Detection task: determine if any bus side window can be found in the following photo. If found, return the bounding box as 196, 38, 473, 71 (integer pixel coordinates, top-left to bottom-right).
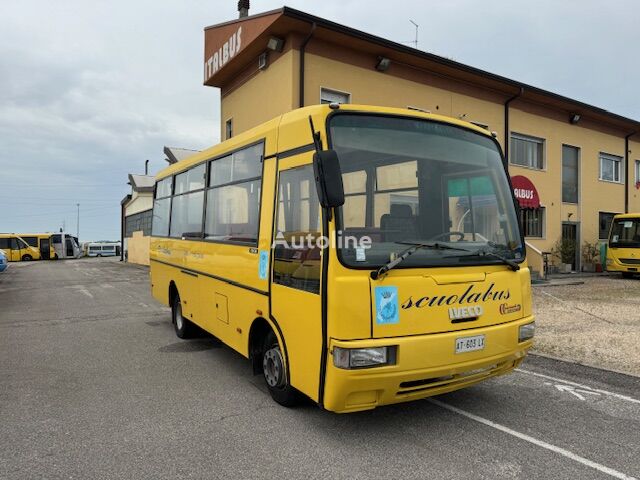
273, 164, 321, 294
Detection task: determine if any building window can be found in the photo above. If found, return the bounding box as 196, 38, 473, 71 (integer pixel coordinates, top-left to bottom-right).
562, 145, 579, 203
125, 209, 153, 237
510, 133, 544, 170
599, 152, 622, 183
635, 160, 640, 185
599, 211, 618, 239
320, 87, 350, 105
225, 118, 233, 139
519, 207, 544, 238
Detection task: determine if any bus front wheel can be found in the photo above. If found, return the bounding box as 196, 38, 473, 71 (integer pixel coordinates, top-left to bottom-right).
172, 294, 195, 339
262, 331, 300, 407
22, 255, 32, 261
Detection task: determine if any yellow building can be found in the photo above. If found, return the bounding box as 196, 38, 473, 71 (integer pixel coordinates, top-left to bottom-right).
122, 174, 154, 265
202, 6, 640, 274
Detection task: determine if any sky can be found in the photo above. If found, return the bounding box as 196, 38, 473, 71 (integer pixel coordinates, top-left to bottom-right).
2, 0, 639, 241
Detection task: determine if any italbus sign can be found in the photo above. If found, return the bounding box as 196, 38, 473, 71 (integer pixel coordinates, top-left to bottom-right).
202, 11, 282, 86
204, 27, 242, 81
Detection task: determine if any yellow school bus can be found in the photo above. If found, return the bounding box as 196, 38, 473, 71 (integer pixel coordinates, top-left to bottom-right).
606, 213, 640, 278
149, 104, 534, 412
19, 233, 56, 260
0, 233, 42, 261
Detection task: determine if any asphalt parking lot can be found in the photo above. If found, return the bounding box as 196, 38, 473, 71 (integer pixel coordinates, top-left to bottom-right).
1, 259, 639, 480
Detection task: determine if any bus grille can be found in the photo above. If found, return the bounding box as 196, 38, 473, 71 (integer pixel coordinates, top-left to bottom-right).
396, 361, 513, 396
619, 258, 640, 265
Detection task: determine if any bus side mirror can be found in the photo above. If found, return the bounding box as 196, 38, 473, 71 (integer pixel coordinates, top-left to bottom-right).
313, 150, 345, 209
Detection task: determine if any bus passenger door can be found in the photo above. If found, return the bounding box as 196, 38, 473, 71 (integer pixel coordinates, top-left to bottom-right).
270, 160, 324, 402
40, 238, 51, 260
9, 237, 22, 262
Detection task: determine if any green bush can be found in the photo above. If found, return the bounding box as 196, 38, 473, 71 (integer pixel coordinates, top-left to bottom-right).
552, 237, 576, 265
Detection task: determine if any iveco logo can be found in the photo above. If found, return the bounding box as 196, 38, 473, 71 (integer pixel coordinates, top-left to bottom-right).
449, 305, 483, 321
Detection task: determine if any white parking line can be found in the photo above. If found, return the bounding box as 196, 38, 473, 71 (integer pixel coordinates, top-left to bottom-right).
429, 399, 637, 480
516, 369, 640, 405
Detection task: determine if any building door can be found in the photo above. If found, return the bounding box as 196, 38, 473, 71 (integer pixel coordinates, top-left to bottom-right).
40, 238, 51, 260
562, 222, 580, 271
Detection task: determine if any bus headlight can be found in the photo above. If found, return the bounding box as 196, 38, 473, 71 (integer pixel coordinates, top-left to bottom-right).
333, 346, 397, 369
518, 322, 535, 342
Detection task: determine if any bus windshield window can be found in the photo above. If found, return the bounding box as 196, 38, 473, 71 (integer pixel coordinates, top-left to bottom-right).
610, 218, 640, 248
329, 114, 523, 268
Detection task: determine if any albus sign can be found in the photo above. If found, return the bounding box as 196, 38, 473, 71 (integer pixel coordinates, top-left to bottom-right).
510, 175, 540, 209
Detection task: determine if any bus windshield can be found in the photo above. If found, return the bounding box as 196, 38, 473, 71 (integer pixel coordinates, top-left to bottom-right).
329, 114, 523, 269
609, 217, 640, 248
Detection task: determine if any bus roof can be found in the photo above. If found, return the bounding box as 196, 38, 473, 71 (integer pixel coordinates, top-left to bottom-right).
613, 213, 640, 219
14, 233, 53, 237
154, 104, 494, 182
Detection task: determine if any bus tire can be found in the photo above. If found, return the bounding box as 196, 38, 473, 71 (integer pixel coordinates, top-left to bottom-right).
22, 255, 32, 261
172, 294, 195, 339
262, 330, 300, 407
622, 272, 635, 279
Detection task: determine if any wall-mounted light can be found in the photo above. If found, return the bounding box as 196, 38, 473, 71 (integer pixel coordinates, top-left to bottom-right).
569, 113, 581, 124
267, 36, 284, 52
258, 51, 268, 70
375, 56, 391, 72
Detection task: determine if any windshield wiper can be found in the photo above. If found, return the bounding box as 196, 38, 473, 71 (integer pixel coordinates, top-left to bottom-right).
370, 241, 471, 280
454, 249, 521, 271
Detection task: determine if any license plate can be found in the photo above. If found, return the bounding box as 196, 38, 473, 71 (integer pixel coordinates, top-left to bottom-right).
455, 334, 485, 354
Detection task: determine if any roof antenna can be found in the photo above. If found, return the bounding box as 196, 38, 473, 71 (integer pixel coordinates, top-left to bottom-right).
238, 0, 249, 18
409, 19, 419, 49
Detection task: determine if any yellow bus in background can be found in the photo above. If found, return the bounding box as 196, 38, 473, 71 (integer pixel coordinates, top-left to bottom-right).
606, 213, 640, 278
0, 234, 41, 261
20, 233, 55, 260
149, 104, 535, 413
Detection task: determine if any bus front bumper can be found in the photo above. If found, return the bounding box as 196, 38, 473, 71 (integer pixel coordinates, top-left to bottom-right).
323, 316, 534, 413
606, 257, 639, 273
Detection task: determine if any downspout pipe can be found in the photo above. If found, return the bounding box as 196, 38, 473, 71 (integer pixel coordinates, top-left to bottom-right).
120, 202, 125, 262
504, 87, 524, 171
299, 22, 316, 108
625, 131, 636, 213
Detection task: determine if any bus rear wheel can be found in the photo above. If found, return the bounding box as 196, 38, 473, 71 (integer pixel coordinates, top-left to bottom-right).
172, 294, 195, 339
22, 255, 32, 261
262, 331, 300, 407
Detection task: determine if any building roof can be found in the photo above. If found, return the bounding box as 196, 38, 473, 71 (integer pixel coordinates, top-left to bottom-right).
204, 6, 640, 134
164, 146, 200, 164
127, 174, 155, 192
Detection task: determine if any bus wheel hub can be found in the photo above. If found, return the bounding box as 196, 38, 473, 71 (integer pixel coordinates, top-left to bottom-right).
263, 347, 285, 388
